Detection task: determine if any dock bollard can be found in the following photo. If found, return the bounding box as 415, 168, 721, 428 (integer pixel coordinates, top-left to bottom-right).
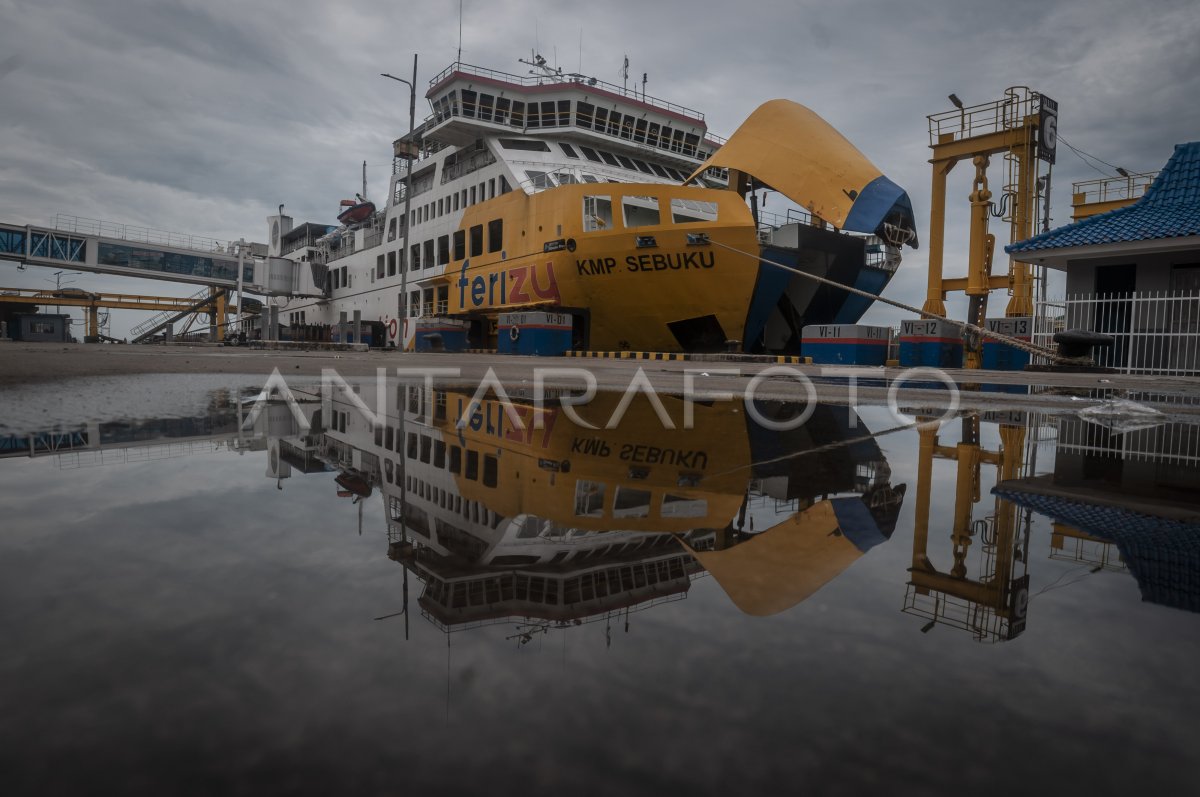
1051, 329, 1115, 370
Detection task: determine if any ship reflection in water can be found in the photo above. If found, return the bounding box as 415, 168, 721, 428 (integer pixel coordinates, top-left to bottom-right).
298, 386, 908, 635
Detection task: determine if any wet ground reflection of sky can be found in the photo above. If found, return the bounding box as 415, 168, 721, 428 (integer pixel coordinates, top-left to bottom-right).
1, 386, 1198, 796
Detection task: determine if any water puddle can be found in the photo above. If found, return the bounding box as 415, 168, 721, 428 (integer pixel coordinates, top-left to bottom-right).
2, 377, 1198, 793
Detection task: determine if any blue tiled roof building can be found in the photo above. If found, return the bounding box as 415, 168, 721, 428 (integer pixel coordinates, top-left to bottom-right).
1008, 141, 1200, 256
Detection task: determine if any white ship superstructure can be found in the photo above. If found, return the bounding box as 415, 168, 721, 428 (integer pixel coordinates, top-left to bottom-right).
265, 60, 727, 348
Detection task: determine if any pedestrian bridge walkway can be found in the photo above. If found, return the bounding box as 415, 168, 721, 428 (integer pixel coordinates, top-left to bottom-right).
0, 214, 253, 289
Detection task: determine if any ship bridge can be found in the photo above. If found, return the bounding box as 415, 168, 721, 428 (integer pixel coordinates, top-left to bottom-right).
0, 215, 254, 290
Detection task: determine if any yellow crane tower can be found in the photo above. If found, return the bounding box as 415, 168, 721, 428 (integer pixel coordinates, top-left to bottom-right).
922, 89, 1057, 368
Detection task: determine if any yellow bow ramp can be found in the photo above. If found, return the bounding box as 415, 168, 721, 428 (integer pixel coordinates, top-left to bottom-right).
681, 501, 867, 617
689, 99, 916, 243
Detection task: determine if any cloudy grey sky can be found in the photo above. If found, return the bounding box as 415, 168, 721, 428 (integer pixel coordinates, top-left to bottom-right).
2, 0, 1198, 333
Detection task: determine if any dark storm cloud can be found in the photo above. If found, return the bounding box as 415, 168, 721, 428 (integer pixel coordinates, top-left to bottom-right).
0, 0, 1198, 326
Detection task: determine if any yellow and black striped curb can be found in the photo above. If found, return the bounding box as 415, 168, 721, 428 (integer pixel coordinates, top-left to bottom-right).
453, 349, 811, 364
562, 350, 810, 364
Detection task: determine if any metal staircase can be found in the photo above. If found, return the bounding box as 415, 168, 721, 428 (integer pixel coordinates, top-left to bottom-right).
129, 288, 224, 343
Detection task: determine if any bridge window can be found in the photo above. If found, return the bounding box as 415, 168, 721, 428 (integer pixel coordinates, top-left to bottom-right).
617, 155, 637, 171
573, 480, 606, 517
487, 219, 503, 253
510, 100, 525, 127
632, 159, 653, 175
623, 195, 660, 228
583, 195, 613, 232
499, 138, 550, 152
576, 102, 595, 129
461, 89, 477, 118
495, 97, 510, 125
648, 162, 669, 178
598, 150, 620, 167
579, 146, 602, 163
559, 142, 579, 159
500, 176, 511, 194
478, 93, 494, 122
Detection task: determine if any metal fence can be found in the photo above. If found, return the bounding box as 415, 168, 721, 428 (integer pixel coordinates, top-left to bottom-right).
1033, 292, 1200, 375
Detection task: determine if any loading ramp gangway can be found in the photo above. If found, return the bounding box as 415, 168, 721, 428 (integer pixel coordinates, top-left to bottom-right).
0, 214, 254, 290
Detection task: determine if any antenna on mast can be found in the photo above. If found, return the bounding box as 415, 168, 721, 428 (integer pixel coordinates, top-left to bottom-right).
519, 52, 562, 80
456, 0, 463, 62
621, 55, 629, 93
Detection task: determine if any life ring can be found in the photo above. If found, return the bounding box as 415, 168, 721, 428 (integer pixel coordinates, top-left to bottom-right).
386, 318, 399, 339
509, 325, 521, 342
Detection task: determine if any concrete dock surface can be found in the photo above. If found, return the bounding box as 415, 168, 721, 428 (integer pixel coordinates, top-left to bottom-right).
1, 342, 1198, 415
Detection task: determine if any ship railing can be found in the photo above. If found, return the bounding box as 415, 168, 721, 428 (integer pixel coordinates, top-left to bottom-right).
927, 87, 1043, 146
281, 234, 322, 256
756, 206, 837, 232
508, 160, 679, 193
428, 61, 707, 123
440, 148, 498, 184
53, 213, 232, 254
1071, 172, 1158, 205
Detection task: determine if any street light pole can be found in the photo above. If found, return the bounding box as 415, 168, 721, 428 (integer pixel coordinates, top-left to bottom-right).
46, 269, 83, 316
236, 238, 246, 336
382, 53, 419, 351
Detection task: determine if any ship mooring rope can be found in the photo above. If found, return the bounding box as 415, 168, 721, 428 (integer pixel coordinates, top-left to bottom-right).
708, 239, 1065, 362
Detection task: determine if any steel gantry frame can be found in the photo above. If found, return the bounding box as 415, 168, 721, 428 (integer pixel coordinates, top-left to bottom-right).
0, 286, 246, 341
923, 88, 1051, 368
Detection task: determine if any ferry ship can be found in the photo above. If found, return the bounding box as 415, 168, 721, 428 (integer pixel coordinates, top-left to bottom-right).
262, 58, 918, 353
